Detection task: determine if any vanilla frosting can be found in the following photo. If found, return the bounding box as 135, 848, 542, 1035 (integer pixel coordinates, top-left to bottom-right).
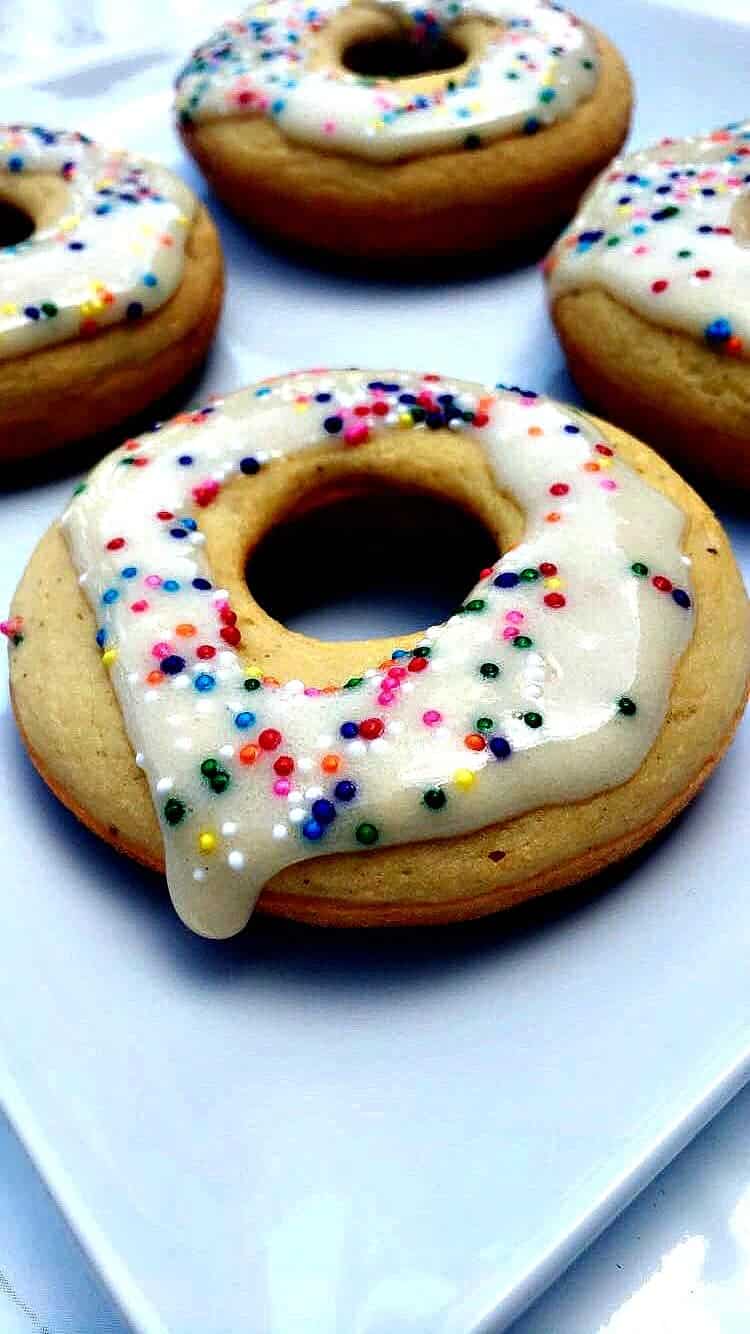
0, 125, 196, 359
175, 0, 598, 161
62, 370, 693, 938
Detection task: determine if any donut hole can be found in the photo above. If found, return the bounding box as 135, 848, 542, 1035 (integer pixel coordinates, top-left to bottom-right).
0, 199, 34, 248
246, 488, 497, 641
342, 32, 467, 79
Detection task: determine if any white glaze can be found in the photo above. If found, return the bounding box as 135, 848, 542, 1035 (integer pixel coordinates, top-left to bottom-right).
0, 126, 196, 359
548, 120, 750, 354
62, 370, 693, 938
175, 0, 598, 161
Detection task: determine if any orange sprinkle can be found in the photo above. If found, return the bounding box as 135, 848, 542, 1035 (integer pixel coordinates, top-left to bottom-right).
239, 743, 259, 765
262, 675, 280, 687
321, 753, 340, 773
545, 511, 562, 523
175, 622, 196, 637
727, 336, 744, 357
583, 461, 601, 473
528, 425, 543, 437
464, 733, 486, 752
146, 669, 164, 685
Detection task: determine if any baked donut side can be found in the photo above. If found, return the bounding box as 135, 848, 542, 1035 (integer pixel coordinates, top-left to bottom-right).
8, 386, 749, 931
177, 26, 631, 260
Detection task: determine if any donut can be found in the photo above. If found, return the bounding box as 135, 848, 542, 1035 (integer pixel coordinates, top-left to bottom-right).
546, 120, 750, 488
174, 0, 632, 261
7, 370, 748, 938
0, 124, 223, 463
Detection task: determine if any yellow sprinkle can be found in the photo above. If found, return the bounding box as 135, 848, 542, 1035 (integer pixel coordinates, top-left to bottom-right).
80, 302, 92, 316
616, 205, 632, 217
598, 456, 613, 469
177, 214, 189, 226
59, 214, 80, 232
90, 299, 104, 313
398, 412, 413, 428
544, 576, 562, 590
101, 648, 118, 668
453, 768, 476, 791
1, 302, 17, 316
293, 401, 310, 412
198, 831, 217, 854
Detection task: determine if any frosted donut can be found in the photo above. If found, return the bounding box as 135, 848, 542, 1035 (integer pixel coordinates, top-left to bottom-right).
7, 370, 749, 938
546, 120, 750, 488
0, 125, 223, 463
174, 0, 631, 260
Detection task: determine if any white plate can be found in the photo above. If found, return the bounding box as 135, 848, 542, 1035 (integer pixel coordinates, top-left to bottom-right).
1, 3, 749, 1331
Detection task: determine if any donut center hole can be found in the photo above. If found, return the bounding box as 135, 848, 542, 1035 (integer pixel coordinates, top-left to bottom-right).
246, 489, 497, 642
342, 32, 467, 78
0, 199, 34, 248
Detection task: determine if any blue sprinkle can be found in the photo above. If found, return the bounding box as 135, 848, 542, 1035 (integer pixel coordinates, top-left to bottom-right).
302, 818, 324, 841
142, 272, 158, 287
102, 588, 119, 604
240, 456, 260, 475
121, 565, 137, 579
193, 577, 212, 590
170, 527, 187, 539
334, 780, 357, 802
178, 454, 194, 466
672, 588, 691, 609
340, 721, 358, 739
312, 798, 336, 825
494, 572, 519, 589
163, 579, 180, 592
161, 655, 186, 676
194, 672, 215, 692
234, 711, 256, 729
489, 736, 512, 760
95, 628, 107, 647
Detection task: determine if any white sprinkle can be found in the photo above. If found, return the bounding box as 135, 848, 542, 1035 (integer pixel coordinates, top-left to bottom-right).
218, 650, 238, 668
222, 821, 238, 836
305, 785, 323, 800
127, 672, 139, 685
316, 734, 333, 749
135, 751, 145, 768
347, 739, 366, 757
297, 757, 313, 772
272, 823, 288, 840
78, 572, 88, 585
370, 738, 389, 755
173, 675, 190, 690
287, 788, 303, 803
228, 850, 245, 871
386, 720, 404, 735
284, 678, 304, 695
219, 744, 234, 758
289, 807, 305, 823
190, 532, 206, 546
193, 868, 206, 882
401, 681, 415, 694
156, 777, 173, 793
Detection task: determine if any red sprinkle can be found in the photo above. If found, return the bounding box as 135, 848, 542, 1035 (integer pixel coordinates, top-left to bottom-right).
549, 482, 569, 496
106, 537, 125, 550
359, 717, 385, 740
258, 728, 282, 751
408, 656, 428, 673
652, 575, 673, 592
544, 592, 566, 609
196, 644, 216, 660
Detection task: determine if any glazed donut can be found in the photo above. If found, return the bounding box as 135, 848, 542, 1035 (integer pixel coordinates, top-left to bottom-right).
546, 120, 750, 488
174, 0, 632, 260
0, 125, 223, 462
8, 370, 749, 937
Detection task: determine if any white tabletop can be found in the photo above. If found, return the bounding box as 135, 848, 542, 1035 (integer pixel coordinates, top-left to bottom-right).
1, 2, 748, 1331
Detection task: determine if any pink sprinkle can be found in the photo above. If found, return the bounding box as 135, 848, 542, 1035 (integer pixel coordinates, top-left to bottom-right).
131, 600, 149, 613
633, 245, 649, 255
378, 691, 395, 706
152, 642, 171, 659
600, 478, 617, 490
273, 779, 291, 797
506, 609, 524, 625
502, 625, 518, 640
344, 422, 370, 446
422, 709, 442, 726
304, 686, 321, 697
145, 574, 162, 588
323, 119, 336, 135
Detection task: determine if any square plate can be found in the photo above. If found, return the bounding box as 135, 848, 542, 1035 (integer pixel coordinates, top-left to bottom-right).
1, 3, 749, 1331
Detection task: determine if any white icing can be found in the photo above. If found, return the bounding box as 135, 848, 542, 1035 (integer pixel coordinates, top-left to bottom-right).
547, 120, 750, 353
62, 370, 693, 938
175, 0, 598, 161
0, 126, 196, 359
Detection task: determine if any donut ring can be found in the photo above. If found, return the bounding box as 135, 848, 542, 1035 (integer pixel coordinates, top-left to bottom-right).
175, 1, 631, 260
0, 125, 223, 462
8, 372, 749, 937
546, 120, 750, 488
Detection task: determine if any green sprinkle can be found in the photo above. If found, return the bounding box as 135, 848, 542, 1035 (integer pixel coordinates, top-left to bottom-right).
618, 696, 637, 716
523, 711, 543, 729
520, 568, 540, 582
423, 788, 447, 811
200, 758, 218, 777
476, 716, 494, 732
513, 635, 533, 649
356, 821, 379, 847
463, 599, 486, 613
480, 662, 500, 679
344, 676, 364, 689
164, 797, 186, 826
243, 677, 262, 691
631, 561, 649, 577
